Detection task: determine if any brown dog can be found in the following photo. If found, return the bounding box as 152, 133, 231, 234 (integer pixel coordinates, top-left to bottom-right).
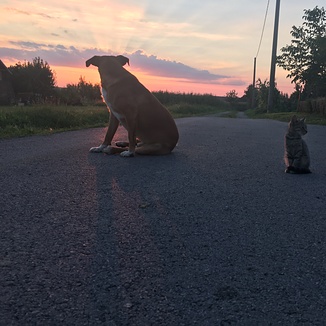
86, 55, 179, 157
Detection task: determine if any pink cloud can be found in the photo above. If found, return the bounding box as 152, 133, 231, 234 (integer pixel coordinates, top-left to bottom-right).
0, 43, 244, 86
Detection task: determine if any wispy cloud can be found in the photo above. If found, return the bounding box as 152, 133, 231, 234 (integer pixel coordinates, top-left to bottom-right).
9, 41, 47, 49
2, 42, 94, 65
5, 7, 55, 19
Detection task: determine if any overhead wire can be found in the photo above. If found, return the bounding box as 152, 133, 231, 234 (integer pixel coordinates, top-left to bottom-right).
255, 0, 270, 58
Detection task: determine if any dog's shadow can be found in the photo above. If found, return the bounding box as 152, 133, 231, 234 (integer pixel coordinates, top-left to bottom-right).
87, 150, 190, 322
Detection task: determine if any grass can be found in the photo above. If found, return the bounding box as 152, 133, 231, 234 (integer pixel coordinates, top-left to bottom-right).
0, 102, 231, 139
0, 105, 110, 139
167, 102, 231, 118
2, 103, 326, 139
245, 109, 326, 126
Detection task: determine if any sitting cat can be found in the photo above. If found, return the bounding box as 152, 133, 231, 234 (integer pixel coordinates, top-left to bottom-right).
284, 115, 311, 174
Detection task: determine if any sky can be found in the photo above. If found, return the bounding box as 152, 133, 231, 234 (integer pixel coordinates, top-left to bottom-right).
0, 0, 324, 96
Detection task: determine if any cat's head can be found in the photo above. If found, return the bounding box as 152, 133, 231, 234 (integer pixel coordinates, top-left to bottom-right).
289, 115, 307, 135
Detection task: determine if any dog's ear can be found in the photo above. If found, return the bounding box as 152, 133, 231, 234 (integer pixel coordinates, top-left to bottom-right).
86, 56, 100, 67
116, 55, 130, 66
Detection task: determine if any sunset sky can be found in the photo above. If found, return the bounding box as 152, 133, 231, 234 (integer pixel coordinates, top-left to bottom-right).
0, 1, 324, 96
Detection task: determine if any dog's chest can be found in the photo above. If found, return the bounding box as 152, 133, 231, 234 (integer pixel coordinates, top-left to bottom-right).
101, 87, 124, 122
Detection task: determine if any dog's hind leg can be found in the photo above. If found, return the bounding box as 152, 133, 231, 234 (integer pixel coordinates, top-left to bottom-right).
116, 139, 141, 148
115, 141, 129, 147
103, 146, 130, 155
135, 143, 171, 155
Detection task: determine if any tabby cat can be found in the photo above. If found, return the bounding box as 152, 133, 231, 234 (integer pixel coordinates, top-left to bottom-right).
284, 115, 311, 174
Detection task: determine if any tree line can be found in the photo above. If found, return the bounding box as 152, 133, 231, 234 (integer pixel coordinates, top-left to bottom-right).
5, 6, 325, 112
7, 57, 101, 106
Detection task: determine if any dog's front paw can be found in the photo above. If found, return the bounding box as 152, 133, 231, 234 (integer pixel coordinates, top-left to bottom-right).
120, 150, 135, 157
89, 144, 107, 153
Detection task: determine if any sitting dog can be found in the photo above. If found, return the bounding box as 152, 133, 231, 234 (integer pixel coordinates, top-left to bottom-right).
86, 55, 179, 156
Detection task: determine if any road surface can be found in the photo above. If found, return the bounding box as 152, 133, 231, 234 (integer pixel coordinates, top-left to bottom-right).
1, 116, 325, 325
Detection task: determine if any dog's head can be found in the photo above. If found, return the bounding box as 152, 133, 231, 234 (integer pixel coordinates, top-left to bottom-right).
86, 55, 130, 68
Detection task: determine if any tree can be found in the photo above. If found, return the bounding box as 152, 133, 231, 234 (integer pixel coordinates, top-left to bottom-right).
244, 79, 291, 112
277, 6, 326, 99
226, 89, 238, 103
74, 76, 101, 103
256, 79, 271, 111
58, 76, 101, 105
9, 57, 56, 103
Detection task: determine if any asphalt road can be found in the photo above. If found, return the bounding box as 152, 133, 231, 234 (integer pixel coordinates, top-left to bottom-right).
1, 116, 325, 325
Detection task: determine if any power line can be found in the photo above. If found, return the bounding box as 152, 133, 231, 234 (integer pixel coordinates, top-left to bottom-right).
251, 0, 271, 109
255, 0, 270, 58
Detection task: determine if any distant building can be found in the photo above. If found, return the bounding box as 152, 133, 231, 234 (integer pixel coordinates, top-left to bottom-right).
0, 60, 14, 105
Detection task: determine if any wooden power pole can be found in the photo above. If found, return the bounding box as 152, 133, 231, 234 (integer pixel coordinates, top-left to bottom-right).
251, 57, 257, 109
267, 0, 281, 113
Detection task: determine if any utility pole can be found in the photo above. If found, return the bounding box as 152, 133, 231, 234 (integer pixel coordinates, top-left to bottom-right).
267, 0, 281, 113
251, 57, 257, 109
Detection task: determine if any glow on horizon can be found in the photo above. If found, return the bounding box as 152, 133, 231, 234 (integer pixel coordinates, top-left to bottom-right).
0, 1, 324, 96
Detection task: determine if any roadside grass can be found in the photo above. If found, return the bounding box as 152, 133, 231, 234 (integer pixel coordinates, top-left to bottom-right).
2, 103, 325, 140
0, 103, 231, 139
0, 106, 110, 139
246, 109, 326, 126
167, 102, 231, 118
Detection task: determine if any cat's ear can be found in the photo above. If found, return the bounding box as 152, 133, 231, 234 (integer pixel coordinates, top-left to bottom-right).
290, 115, 297, 125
